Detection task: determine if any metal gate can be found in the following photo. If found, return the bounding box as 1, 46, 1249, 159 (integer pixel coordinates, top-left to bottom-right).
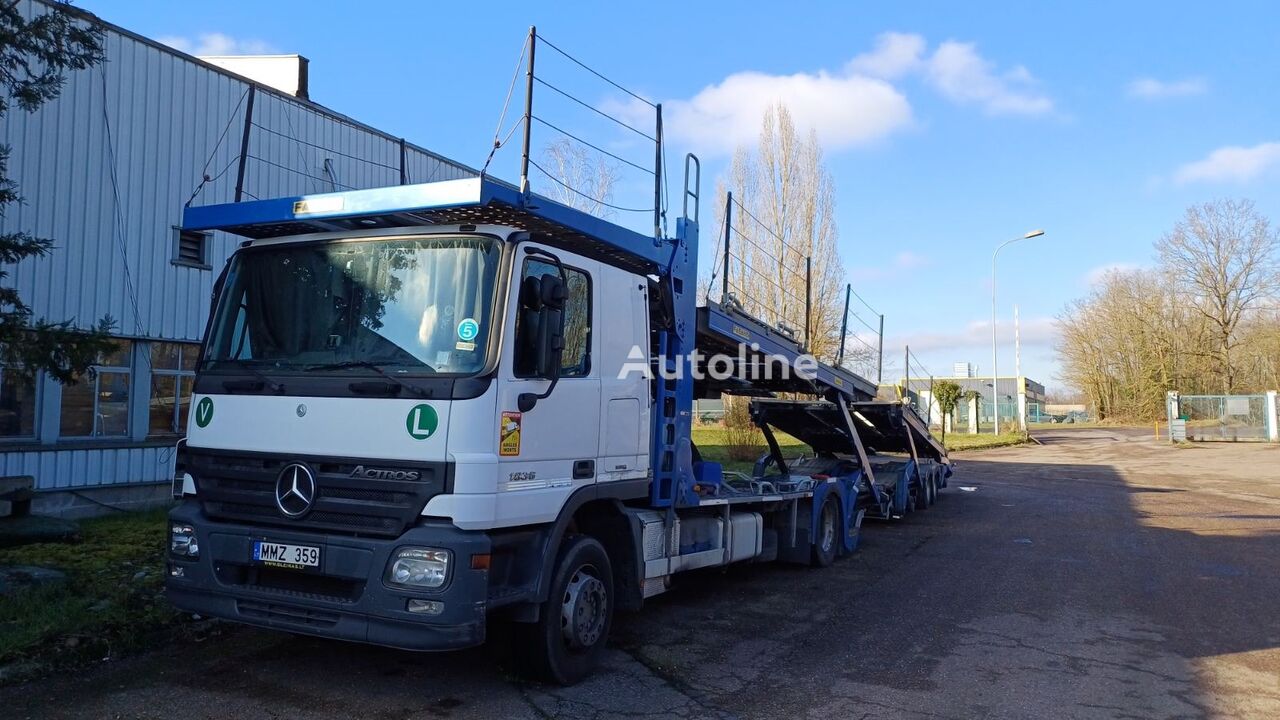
1174, 394, 1270, 442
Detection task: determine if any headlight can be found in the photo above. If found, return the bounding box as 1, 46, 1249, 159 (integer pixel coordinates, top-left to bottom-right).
385, 547, 450, 589
170, 524, 199, 558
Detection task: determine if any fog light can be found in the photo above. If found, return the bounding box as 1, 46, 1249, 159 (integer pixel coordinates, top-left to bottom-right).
385, 547, 450, 589
170, 525, 199, 558
407, 599, 444, 615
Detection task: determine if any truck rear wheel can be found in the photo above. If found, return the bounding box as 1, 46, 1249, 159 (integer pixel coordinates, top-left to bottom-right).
520, 535, 614, 685
811, 495, 839, 567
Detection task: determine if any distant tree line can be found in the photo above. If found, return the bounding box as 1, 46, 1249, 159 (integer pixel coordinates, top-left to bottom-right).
1057, 199, 1280, 421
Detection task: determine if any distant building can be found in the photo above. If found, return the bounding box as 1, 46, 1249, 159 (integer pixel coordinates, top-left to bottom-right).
908, 374, 1046, 431
1, 0, 474, 514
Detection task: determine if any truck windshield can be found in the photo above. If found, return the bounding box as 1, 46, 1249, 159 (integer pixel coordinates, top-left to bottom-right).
203, 235, 500, 375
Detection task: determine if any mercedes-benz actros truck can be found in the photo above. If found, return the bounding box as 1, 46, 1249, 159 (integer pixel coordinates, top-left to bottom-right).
165, 163, 950, 684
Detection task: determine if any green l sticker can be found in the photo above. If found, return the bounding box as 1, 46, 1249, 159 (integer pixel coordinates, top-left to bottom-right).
195, 397, 214, 428
406, 404, 439, 440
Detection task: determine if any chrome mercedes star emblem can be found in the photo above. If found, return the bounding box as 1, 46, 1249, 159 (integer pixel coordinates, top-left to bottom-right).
275, 463, 317, 518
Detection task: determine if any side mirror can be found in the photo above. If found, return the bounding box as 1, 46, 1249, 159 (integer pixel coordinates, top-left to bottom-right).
533, 274, 566, 381
518, 272, 567, 412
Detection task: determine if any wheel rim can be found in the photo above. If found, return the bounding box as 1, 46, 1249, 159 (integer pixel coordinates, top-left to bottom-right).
560, 565, 607, 650
821, 502, 836, 552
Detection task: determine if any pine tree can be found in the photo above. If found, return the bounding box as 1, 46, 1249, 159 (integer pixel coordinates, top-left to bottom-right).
1, 1, 115, 383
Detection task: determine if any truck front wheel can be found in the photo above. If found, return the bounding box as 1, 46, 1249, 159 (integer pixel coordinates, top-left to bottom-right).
520, 535, 614, 685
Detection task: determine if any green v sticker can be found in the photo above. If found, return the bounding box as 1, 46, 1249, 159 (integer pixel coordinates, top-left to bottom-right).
195, 397, 214, 428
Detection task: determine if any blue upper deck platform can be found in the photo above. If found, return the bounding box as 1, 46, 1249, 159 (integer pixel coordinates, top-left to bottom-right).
183, 177, 670, 277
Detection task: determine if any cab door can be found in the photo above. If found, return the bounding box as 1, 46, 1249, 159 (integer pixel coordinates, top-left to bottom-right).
494, 244, 601, 525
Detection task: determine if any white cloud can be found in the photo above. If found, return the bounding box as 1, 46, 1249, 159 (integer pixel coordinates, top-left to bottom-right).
847, 32, 926, 79
892, 316, 1057, 354
894, 250, 929, 269
1173, 142, 1280, 185
849, 250, 931, 282
1084, 262, 1142, 285
659, 70, 913, 156
926, 41, 1053, 116
157, 32, 278, 57
649, 32, 1051, 157
1127, 76, 1207, 99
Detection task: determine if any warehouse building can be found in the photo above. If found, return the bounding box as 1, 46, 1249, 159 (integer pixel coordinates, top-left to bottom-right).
910, 372, 1047, 431
0, 0, 475, 514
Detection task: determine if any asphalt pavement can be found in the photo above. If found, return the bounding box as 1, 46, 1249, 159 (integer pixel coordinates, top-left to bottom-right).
5, 429, 1279, 719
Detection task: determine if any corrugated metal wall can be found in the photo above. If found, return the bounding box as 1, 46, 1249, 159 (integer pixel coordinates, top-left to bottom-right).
1, 446, 174, 489
1, 0, 477, 492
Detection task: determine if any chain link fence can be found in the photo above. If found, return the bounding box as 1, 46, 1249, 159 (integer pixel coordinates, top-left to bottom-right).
1175, 394, 1270, 442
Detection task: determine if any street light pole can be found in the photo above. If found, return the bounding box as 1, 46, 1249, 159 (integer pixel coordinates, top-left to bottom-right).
991, 229, 1044, 435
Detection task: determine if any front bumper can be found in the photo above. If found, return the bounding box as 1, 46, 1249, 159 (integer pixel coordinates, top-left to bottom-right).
165, 502, 490, 651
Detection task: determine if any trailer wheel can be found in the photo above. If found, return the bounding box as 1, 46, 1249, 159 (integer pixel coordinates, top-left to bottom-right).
811, 495, 839, 567
518, 535, 613, 685
919, 471, 935, 509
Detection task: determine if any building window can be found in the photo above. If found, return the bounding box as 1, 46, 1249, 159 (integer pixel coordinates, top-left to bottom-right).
0, 367, 38, 439
60, 341, 132, 438
514, 259, 591, 378
172, 227, 211, 269
149, 342, 199, 435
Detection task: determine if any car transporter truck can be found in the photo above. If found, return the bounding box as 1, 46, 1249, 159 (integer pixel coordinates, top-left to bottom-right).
165, 34, 952, 685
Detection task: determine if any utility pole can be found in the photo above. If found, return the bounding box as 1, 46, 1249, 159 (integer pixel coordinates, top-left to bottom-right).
1015, 304, 1026, 431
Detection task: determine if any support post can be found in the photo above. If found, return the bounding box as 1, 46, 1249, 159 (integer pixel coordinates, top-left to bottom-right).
519, 26, 536, 195
877, 314, 884, 384
836, 393, 876, 487
721, 192, 732, 302
804, 256, 812, 351
904, 345, 910, 405
654, 103, 663, 240
399, 138, 408, 185
836, 283, 851, 366
929, 375, 935, 427
234, 85, 257, 202
1266, 390, 1279, 442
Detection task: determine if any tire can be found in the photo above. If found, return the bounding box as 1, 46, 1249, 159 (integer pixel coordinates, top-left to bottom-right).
518, 535, 614, 685
811, 494, 839, 567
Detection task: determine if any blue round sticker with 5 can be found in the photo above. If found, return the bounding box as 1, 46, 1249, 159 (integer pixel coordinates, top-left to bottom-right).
457, 318, 479, 342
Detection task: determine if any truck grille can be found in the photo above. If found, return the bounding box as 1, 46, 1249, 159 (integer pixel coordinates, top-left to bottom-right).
185, 448, 450, 538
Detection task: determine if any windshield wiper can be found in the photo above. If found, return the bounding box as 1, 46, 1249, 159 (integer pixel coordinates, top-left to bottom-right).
219, 359, 286, 394
304, 361, 430, 398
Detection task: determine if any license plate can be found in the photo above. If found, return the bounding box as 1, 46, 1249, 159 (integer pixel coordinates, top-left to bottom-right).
252, 540, 320, 569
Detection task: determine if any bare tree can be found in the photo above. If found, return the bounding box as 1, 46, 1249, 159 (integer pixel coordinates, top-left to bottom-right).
1157, 199, 1279, 393
720, 103, 846, 362
1056, 201, 1280, 421
539, 139, 618, 218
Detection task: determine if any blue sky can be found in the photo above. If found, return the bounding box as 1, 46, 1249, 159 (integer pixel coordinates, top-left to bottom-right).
81, 1, 1280, 390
